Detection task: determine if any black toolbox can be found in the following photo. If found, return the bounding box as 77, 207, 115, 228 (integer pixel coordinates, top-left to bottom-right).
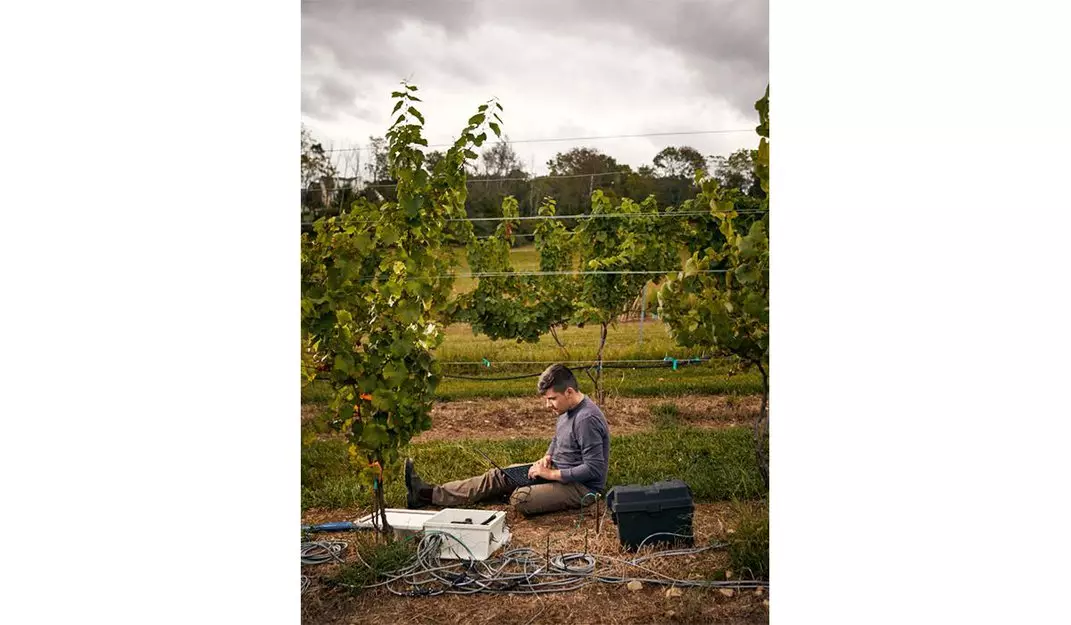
605, 479, 695, 550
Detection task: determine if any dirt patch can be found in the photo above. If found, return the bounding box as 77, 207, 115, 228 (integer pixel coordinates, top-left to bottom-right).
302, 403, 326, 423
304, 396, 761, 440
301, 502, 768, 625
408, 395, 762, 442
303, 583, 767, 625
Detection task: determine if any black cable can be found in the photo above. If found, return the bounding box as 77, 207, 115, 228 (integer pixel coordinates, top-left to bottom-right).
438, 358, 710, 381
440, 371, 545, 381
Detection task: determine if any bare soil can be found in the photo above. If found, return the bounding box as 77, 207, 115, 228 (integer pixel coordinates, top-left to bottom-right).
303, 395, 762, 442
301, 502, 768, 625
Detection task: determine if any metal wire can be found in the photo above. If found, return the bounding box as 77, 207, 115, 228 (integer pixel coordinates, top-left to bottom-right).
440, 371, 544, 381
439, 358, 711, 380
440, 359, 689, 365
321, 268, 727, 284
337, 531, 767, 597
454, 210, 725, 223
302, 209, 766, 228
301, 540, 348, 565
319, 129, 756, 153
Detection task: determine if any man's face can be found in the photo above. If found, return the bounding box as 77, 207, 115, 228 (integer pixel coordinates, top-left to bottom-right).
542, 387, 576, 414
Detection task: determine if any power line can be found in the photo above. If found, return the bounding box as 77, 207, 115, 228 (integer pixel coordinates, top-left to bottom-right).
439, 359, 709, 379
476, 232, 538, 239
302, 209, 767, 228
455, 270, 716, 277
355, 170, 630, 189
330, 269, 727, 284
302, 169, 632, 191
321, 129, 756, 153
438, 358, 699, 365
457, 210, 763, 223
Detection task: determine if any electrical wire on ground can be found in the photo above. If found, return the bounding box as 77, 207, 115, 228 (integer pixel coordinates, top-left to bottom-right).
301, 540, 349, 565
333, 530, 767, 597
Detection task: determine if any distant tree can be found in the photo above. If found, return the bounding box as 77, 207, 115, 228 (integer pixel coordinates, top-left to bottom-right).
546, 147, 622, 176
653, 146, 706, 179
709, 148, 757, 195
425, 149, 446, 171
481, 137, 525, 178
364, 136, 389, 183
541, 147, 629, 215
301, 126, 335, 187
301, 126, 338, 216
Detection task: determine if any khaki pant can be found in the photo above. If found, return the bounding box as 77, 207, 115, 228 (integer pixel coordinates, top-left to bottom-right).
432, 464, 596, 516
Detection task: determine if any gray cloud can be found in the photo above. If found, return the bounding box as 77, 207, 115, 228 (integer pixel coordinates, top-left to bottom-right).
301, 0, 767, 174
302, 0, 767, 123
302, 0, 484, 122
488, 0, 768, 115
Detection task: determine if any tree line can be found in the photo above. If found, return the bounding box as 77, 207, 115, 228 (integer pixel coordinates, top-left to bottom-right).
301, 129, 766, 238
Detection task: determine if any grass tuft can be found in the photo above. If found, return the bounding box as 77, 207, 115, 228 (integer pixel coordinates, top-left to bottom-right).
650, 402, 681, 428
726, 499, 769, 580
301, 427, 766, 511
329, 537, 418, 594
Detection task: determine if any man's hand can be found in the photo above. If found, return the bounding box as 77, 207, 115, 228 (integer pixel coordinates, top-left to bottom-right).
529, 461, 562, 482
530, 455, 553, 478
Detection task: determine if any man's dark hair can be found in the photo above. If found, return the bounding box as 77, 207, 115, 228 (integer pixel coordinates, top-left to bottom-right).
537, 364, 579, 395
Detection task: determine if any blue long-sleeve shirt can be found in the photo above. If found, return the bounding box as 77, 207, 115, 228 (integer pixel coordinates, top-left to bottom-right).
545, 396, 610, 493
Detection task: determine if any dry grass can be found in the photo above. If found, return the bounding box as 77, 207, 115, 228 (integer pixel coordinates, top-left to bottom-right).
303, 395, 762, 441
301, 502, 768, 625
416, 394, 761, 442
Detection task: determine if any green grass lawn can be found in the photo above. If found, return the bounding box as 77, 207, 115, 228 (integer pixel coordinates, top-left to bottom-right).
301, 426, 766, 511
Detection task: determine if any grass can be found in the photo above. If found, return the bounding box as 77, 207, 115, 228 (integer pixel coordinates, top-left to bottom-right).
301, 426, 765, 511
303, 359, 762, 404
449, 243, 691, 292
434, 365, 760, 401
438, 320, 701, 363
726, 499, 769, 580
449, 244, 567, 293
328, 538, 418, 592
651, 402, 682, 429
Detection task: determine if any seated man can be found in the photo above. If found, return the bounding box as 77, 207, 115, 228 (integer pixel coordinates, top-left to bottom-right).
404, 363, 610, 516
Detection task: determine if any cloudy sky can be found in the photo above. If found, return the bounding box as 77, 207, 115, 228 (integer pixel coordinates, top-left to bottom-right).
302, 0, 768, 179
